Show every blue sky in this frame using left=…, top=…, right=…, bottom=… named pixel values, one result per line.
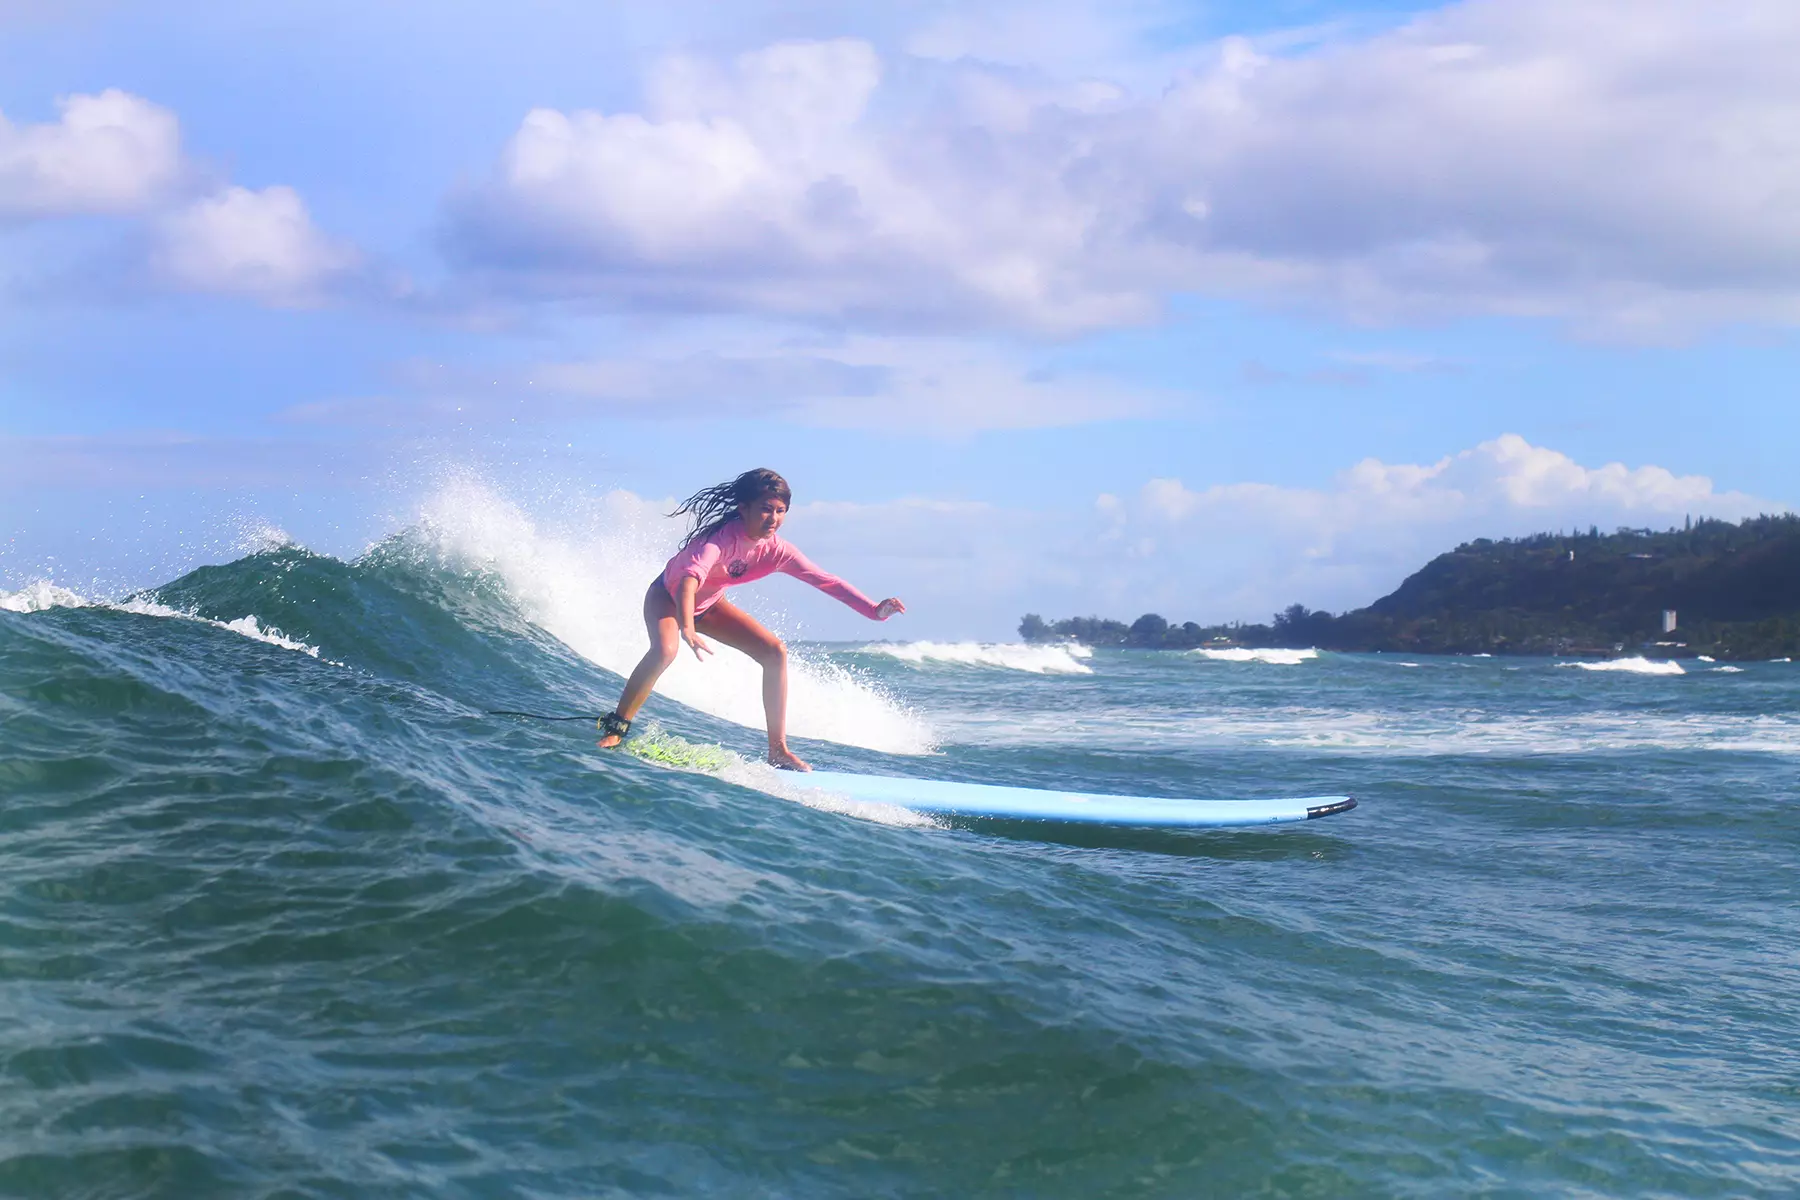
left=4, top=0, right=1796, bottom=639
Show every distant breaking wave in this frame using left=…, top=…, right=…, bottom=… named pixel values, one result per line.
left=859, top=641, right=1095, bottom=675
left=1191, top=647, right=1319, bottom=666
left=1559, top=656, right=1685, bottom=676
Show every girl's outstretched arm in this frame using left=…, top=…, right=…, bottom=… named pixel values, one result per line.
left=779, top=546, right=902, bottom=620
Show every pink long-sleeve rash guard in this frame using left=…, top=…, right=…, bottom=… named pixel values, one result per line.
left=662, top=519, right=882, bottom=619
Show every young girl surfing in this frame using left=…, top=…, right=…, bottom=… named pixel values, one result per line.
left=597, top=469, right=905, bottom=771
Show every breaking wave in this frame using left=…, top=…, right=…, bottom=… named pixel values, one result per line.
left=1191, top=647, right=1319, bottom=666
left=1559, top=656, right=1686, bottom=676
left=857, top=641, right=1095, bottom=675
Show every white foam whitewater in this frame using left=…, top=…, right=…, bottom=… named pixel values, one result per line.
left=1, top=581, right=324, bottom=658
left=408, top=479, right=935, bottom=755
left=1192, top=647, right=1318, bottom=666
left=860, top=641, right=1094, bottom=675
left=0, top=581, right=88, bottom=613
left=1559, top=656, right=1685, bottom=676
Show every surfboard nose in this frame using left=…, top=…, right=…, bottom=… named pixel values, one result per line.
left=1305, top=797, right=1358, bottom=820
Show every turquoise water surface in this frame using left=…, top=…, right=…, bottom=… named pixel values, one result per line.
left=3, top=540, right=1797, bottom=1197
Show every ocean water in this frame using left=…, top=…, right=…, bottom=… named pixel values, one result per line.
left=4, top=525, right=1799, bottom=1196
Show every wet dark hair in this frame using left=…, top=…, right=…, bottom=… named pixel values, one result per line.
left=672, top=468, right=792, bottom=548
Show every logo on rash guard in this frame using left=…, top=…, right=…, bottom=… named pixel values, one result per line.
left=727, top=559, right=748, bottom=578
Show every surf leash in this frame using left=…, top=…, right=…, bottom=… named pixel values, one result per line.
left=485, top=709, right=604, bottom=722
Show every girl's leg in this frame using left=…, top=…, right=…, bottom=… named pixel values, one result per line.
left=695, top=598, right=807, bottom=770
left=599, top=582, right=683, bottom=748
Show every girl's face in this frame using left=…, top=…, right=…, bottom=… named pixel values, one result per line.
left=741, top=493, right=788, bottom=540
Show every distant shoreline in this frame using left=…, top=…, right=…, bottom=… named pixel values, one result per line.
left=1020, top=514, right=1800, bottom=663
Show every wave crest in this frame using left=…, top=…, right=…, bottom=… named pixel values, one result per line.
left=1559, top=656, right=1685, bottom=675
left=1192, top=647, right=1318, bottom=666
left=2, top=579, right=323, bottom=658
left=859, top=641, right=1094, bottom=675
left=0, top=580, right=88, bottom=613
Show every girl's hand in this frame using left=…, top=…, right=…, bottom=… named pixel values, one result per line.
left=875, top=597, right=906, bottom=621
left=684, top=628, right=714, bottom=659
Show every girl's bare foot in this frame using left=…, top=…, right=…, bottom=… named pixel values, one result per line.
left=597, top=733, right=623, bottom=750
left=768, top=746, right=811, bottom=771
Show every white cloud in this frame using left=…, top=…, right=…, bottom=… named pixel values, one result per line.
left=0, top=89, right=182, bottom=218
left=1143, top=0, right=1800, bottom=334
left=153, top=185, right=360, bottom=305
left=1, top=88, right=364, bottom=307
left=448, top=38, right=1166, bottom=331
left=1130, top=435, right=1750, bottom=537
left=1102, top=434, right=1780, bottom=621
left=449, top=2, right=1800, bottom=335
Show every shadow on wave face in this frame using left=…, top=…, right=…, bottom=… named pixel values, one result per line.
left=935, top=817, right=1355, bottom=860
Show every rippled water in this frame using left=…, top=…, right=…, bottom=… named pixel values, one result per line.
left=4, top=540, right=1798, bottom=1197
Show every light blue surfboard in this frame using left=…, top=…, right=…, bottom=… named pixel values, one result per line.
left=797, top=769, right=1357, bottom=828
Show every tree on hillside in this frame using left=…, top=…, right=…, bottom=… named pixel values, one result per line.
left=1129, top=613, right=1169, bottom=645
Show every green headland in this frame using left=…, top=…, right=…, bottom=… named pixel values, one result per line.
left=1021, top=514, right=1800, bottom=661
